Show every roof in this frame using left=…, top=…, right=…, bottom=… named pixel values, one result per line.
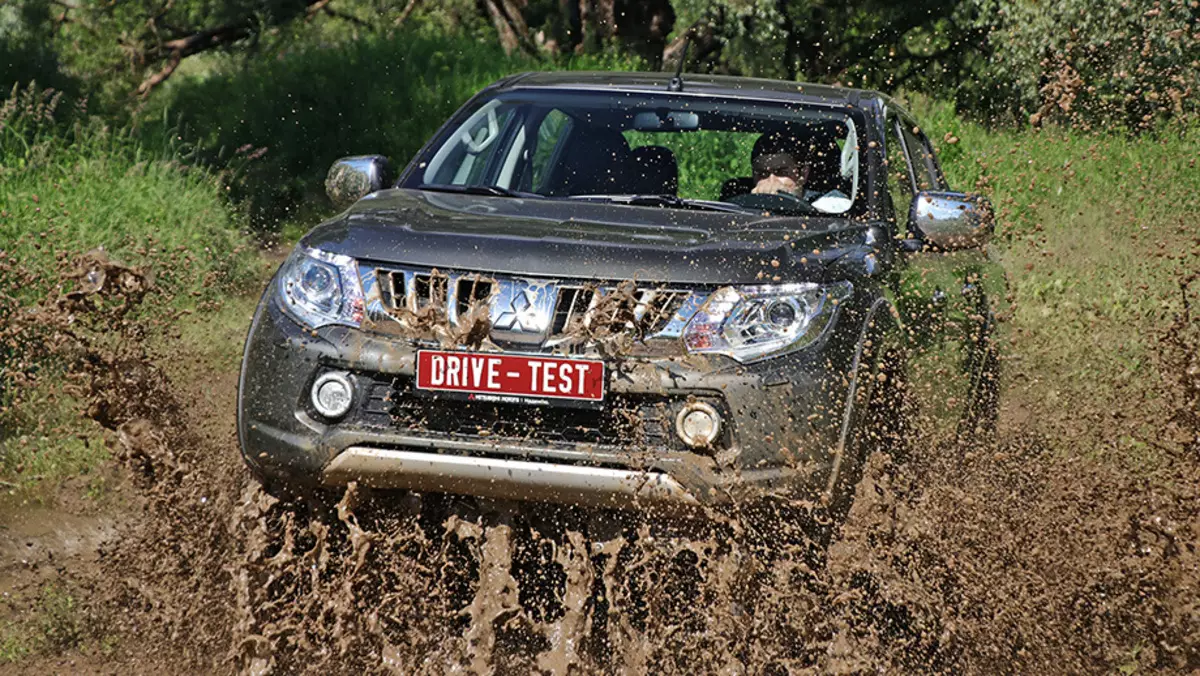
left=493, top=71, right=890, bottom=109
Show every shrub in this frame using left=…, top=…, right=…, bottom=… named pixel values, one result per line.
left=969, top=0, right=1199, bottom=129
left=139, top=33, right=538, bottom=230
left=1, top=82, right=254, bottom=301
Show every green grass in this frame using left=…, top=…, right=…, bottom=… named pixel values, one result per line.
left=0, top=82, right=257, bottom=493
left=910, top=94, right=1200, bottom=455
left=0, top=582, right=105, bottom=664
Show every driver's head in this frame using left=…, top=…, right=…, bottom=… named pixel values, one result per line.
left=751, top=132, right=810, bottom=189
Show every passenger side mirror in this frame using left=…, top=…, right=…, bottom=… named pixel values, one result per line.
left=325, top=155, right=394, bottom=210
left=908, top=191, right=994, bottom=250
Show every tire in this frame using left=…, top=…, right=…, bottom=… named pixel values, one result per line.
left=754, top=347, right=911, bottom=559
left=959, top=331, right=1000, bottom=446
left=827, top=347, right=911, bottom=526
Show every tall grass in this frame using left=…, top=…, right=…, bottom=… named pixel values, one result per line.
left=1, top=82, right=257, bottom=493
left=1, top=83, right=256, bottom=299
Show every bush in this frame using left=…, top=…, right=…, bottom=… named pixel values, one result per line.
left=969, top=0, right=1199, bottom=129
left=139, top=31, right=645, bottom=232
left=1, top=83, right=254, bottom=300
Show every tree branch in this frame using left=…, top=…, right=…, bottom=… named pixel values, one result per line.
left=394, top=0, right=421, bottom=27
left=323, top=6, right=370, bottom=26
left=481, top=0, right=537, bottom=56
left=135, top=0, right=327, bottom=97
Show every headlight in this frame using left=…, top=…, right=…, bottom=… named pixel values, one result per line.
left=682, top=281, right=852, bottom=362
left=278, top=247, right=365, bottom=328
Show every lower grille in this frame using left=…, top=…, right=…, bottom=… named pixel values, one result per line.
left=358, top=375, right=678, bottom=450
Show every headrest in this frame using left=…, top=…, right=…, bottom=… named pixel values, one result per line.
left=630, top=145, right=678, bottom=195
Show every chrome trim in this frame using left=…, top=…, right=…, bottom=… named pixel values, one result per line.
left=325, top=155, right=393, bottom=209
left=323, top=445, right=699, bottom=509
left=909, top=190, right=994, bottom=250
left=365, top=264, right=709, bottom=351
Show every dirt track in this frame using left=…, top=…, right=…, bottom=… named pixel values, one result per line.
left=1, top=249, right=1199, bottom=674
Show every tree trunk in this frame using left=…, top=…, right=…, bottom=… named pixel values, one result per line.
left=482, top=0, right=534, bottom=55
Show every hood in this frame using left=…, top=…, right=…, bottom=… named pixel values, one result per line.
left=301, top=189, right=889, bottom=285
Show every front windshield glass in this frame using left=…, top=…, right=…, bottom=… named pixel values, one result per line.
left=403, top=90, right=867, bottom=217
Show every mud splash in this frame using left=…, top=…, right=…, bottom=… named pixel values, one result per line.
left=3, top=247, right=1200, bottom=673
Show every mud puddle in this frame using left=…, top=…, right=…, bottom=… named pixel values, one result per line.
left=0, top=506, right=119, bottom=596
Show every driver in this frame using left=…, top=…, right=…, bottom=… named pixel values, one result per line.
left=751, top=133, right=810, bottom=197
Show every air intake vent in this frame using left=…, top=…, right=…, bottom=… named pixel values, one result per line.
left=386, top=271, right=406, bottom=309
left=456, top=276, right=494, bottom=317
left=375, top=270, right=409, bottom=310
left=551, top=286, right=595, bottom=334
left=413, top=272, right=449, bottom=311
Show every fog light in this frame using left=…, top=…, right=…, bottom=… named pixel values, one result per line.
left=311, top=372, right=353, bottom=419
left=675, top=401, right=722, bottom=448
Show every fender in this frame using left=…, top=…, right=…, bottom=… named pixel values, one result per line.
left=825, top=294, right=902, bottom=498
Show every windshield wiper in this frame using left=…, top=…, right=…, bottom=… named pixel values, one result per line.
left=566, top=194, right=753, bottom=214
left=417, top=184, right=541, bottom=199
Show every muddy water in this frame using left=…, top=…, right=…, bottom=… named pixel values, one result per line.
left=3, top=249, right=1200, bottom=673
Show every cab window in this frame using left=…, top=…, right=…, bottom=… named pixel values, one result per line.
left=900, top=120, right=941, bottom=191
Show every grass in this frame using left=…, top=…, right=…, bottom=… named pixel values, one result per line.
left=911, top=94, right=1200, bottom=455
left=0, top=582, right=108, bottom=664
left=0, top=82, right=257, bottom=494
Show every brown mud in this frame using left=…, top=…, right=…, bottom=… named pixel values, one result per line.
left=2, top=247, right=1199, bottom=674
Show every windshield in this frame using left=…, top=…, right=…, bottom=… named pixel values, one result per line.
left=402, top=90, right=868, bottom=217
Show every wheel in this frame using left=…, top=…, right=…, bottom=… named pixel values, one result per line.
left=751, top=347, right=912, bottom=559
left=827, top=347, right=911, bottom=525
left=959, top=331, right=1000, bottom=445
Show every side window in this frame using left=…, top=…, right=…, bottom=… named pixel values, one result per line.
left=529, top=109, right=574, bottom=192
left=884, top=115, right=914, bottom=232
left=900, top=121, right=940, bottom=191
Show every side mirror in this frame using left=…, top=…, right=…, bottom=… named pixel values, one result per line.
left=908, top=191, right=994, bottom=250
left=325, top=155, right=394, bottom=210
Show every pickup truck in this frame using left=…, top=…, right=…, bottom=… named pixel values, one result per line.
left=237, top=71, right=1003, bottom=528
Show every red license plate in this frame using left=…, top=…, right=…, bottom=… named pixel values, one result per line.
left=415, top=350, right=605, bottom=403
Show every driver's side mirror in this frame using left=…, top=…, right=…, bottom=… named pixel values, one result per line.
left=907, top=191, right=994, bottom=250
left=325, top=155, right=394, bottom=210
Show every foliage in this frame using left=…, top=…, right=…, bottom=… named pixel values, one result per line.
left=970, top=0, right=1200, bottom=129
left=625, top=130, right=755, bottom=200
left=0, top=0, right=78, bottom=97
left=137, top=31, right=642, bottom=230
left=1, top=83, right=255, bottom=297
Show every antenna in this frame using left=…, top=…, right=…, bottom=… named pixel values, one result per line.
left=667, top=34, right=692, bottom=92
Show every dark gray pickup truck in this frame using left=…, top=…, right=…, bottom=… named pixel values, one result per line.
left=237, top=71, right=1003, bottom=522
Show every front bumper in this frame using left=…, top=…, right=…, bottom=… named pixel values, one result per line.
left=237, top=290, right=867, bottom=508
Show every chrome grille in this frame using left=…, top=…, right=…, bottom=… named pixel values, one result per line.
left=368, top=265, right=706, bottom=350
left=550, top=286, right=595, bottom=334
left=455, top=276, right=494, bottom=316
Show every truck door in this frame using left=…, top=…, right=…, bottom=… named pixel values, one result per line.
left=886, top=111, right=1001, bottom=445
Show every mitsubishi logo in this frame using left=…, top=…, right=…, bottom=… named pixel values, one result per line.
left=494, top=287, right=548, bottom=332
left=490, top=280, right=556, bottom=343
